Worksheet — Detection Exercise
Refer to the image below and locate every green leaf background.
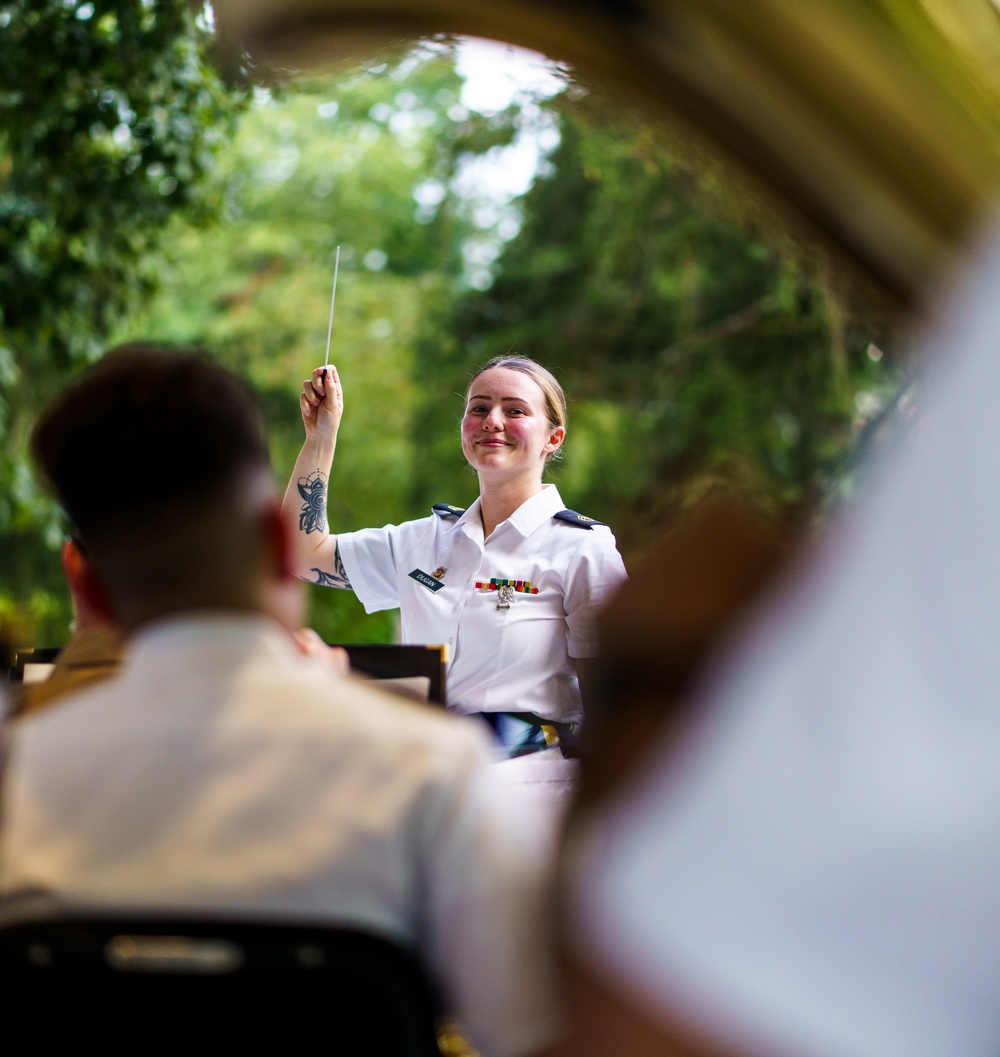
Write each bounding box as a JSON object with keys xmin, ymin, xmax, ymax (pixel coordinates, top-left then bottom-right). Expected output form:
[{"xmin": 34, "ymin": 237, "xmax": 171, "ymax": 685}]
[{"xmin": 0, "ymin": 17, "xmax": 899, "ymax": 647}]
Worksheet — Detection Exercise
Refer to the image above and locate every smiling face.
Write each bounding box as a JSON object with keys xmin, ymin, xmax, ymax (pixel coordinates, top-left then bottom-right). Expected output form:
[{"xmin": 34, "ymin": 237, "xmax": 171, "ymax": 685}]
[{"xmin": 461, "ymin": 366, "xmax": 566, "ymax": 483}]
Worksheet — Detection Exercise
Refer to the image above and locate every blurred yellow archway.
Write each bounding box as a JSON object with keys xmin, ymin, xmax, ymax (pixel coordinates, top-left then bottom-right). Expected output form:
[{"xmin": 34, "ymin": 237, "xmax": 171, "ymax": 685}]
[{"xmin": 214, "ymin": 0, "xmax": 1000, "ymax": 310}]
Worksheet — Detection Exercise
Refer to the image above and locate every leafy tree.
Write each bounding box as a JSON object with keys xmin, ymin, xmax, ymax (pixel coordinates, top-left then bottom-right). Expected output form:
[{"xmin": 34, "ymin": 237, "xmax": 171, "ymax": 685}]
[
  {"xmin": 415, "ymin": 92, "xmax": 900, "ymax": 554},
  {"xmin": 2, "ymin": 32, "xmax": 894, "ymax": 648},
  {"xmin": 121, "ymin": 42, "xmax": 530, "ymax": 643},
  {"xmin": 0, "ymin": 0, "xmax": 246, "ymax": 643}
]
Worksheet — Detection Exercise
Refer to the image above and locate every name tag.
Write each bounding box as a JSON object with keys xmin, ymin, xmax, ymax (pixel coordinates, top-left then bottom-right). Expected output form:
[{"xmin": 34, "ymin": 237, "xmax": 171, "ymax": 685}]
[{"xmin": 409, "ymin": 568, "xmax": 445, "ymax": 593}]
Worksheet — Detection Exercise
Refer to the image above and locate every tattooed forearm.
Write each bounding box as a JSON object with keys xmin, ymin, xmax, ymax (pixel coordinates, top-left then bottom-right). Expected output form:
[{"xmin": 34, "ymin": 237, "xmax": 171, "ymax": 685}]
[
  {"xmin": 297, "ymin": 470, "xmax": 328, "ymax": 535},
  {"xmin": 309, "ymin": 543, "xmax": 352, "ymax": 590}
]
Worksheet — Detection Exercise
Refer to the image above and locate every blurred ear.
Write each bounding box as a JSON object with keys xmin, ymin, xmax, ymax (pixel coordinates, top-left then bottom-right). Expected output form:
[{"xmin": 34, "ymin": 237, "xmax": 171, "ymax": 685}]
[
  {"xmin": 60, "ymin": 537, "xmax": 85, "ymax": 583},
  {"xmin": 260, "ymin": 499, "xmax": 294, "ymax": 582},
  {"xmin": 62, "ymin": 538, "xmax": 119, "ymax": 624},
  {"xmin": 259, "ymin": 498, "xmax": 306, "ymax": 632}
]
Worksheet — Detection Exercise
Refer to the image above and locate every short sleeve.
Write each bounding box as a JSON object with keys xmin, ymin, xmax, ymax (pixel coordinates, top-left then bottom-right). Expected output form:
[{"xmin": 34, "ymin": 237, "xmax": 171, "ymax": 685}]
[
  {"xmin": 563, "ymin": 528, "xmax": 628, "ymax": 658},
  {"xmin": 338, "ymin": 516, "xmax": 441, "ymax": 615},
  {"xmin": 336, "ymin": 525, "xmax": 402, "ymax": 613}
]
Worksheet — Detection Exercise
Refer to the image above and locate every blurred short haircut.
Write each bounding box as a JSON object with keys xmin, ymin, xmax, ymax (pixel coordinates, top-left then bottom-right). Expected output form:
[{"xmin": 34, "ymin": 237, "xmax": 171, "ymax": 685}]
[
  {"xmin": 31, "ymin": 344, "xmax": 271, "ymax": 617},
  {"xmin": 33, "ymin": 344, "xmax": 268, "ymax": 541}
]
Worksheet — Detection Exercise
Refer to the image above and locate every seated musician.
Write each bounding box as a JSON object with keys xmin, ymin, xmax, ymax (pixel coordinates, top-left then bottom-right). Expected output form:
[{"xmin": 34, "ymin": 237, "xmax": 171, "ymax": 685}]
[
  {"xmin": 11, "ymin": 536, "xmax": 124, "ymax": 717},
  {"xmin": 0, "ymin": 344, "xmax": 560, "ymax": 1057}
]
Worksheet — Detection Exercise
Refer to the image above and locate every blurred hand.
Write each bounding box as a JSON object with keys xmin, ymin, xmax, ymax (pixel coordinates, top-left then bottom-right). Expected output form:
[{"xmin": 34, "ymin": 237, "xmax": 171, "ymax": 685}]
[
  {"xmin": 293, "ymin": 626, "xmax": 350, "ymax": 676},
  {"xmin": 300, "ymin": 365, "xmax": 344, "ymax": 444}
]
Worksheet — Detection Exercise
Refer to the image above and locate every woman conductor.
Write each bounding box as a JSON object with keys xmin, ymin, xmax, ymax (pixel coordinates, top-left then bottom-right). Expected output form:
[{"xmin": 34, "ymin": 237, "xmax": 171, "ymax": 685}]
[{"xmin": 281, "ymin": 356, "xmax": 628, "ymax": 756}]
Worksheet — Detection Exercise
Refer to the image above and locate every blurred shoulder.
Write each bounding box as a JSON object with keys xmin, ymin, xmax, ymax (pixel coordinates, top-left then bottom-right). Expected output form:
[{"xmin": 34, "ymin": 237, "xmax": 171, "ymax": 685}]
[{"xmin": 288, "ymin": 663, "xmax": 492, "ymax": 759}]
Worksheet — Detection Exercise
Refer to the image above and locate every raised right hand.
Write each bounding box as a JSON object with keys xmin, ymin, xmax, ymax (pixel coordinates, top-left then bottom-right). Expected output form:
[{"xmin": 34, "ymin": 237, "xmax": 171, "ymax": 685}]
[{"xmin": 300, "ymin": 364, "xmax": 344, "ymax": 443}]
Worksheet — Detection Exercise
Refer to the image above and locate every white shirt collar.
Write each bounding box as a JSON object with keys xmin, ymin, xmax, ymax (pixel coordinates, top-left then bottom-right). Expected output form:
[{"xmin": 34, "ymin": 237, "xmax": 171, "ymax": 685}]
[
  {"xmin": 454, "ymin": 484, "xmax": 564, "ymax": 542},
  {"xmin": 123, "ymin": 611, "xmax": 297, "ymax": 674},
  {"xmin": 506, "ymin": 483, "xmax": 565, "ymax": 537}
]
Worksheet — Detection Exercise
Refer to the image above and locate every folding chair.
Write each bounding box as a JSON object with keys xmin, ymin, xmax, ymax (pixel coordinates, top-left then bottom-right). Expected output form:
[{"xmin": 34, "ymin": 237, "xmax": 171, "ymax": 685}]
[
  {"xmin": 0, "ymin": 915, "xmax": 444, "ymax": 1055},
  {"xmin": 10, "ymin": 644, "xmax": 449, "ymax": 706},
  {"xmin": 336, "ymin": 644, "xmax": 448, "ymax": 706}
]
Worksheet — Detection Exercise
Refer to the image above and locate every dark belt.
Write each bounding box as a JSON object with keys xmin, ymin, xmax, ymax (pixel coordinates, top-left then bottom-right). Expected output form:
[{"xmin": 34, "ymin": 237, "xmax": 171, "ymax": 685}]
[{"xmin": 465, "ymin": 712, "xmax": 579, "ymax": 759}]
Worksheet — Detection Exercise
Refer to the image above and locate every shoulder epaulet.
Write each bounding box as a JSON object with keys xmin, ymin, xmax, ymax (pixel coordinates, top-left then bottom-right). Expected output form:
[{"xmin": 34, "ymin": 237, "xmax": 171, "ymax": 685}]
[
  {"xmin": 432, "ymin": 503, "xmax": 466, "ymax": 518},
  {"xmin": 553, "ymin": 508, "xmax": 606, "ymax": 529}
]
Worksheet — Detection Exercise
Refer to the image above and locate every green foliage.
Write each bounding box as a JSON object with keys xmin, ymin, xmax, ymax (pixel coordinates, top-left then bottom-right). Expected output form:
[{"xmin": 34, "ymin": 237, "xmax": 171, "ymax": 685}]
[
  {"xmin": 0, "ymin": 1, "xmax": 239, "ymax": 360},
  {"xmin": 0, "ymin": 0, "xmax": 246, "ymax": 644},
  {"xmin": 419, "ymin": 94, "xmax": 899, "ymax": 552},
  {"xmin": 1, "ymin": 34, "xmax": 895, "ymax": 647},
  {"xmin": 122, "ymin": 43, "xmax": 521, "ymax": 643}
]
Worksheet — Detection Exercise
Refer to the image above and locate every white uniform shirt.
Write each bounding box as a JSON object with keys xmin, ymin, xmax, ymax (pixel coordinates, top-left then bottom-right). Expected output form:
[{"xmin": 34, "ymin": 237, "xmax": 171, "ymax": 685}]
[
  {"xmin": 571, "ymin": 226, "xmax": 1000, "ymax": 1057},
  {"xmin": 1, "ymin": 614, "xmax": 559, "ymax": 1057},
  {"xmin": 338, "ymin": 484, "xmax": 627, "ymax": 722}
]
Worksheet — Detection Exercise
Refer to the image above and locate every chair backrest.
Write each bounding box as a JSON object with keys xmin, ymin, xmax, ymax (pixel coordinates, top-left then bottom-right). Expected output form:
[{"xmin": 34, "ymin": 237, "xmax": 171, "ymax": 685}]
[
  {"xmin": 9, "ymin": 644, "xmax": 449, "ymax": 706},
  {"xmin": 0, "ymin": 916, "xmax": 443, "ymax": 1055},
  {"xmin": 8, "ymin": 647, "xmax": 60, "ymax": 685},
  {"xmin": 336, "ymin": 644, "xmax": 448, "ymax": 706}
]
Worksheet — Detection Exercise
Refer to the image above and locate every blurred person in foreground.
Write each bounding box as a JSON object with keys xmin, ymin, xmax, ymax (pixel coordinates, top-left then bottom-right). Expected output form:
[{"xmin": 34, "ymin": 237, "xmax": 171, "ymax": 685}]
[
  {"xmin": 11, "ymin": 536, "xmax": 123, "ymax": 717},
  {"xmin": 559, "ymin": 226, "xmax": 1000, "ymax": 1057},
  {"xmin": 12, "ymin": 536, "xmax": 343, "ymax": 717},
  {"xmin": 0, "ymin": 344, "xmax": 560, "ymax": 1057}
]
